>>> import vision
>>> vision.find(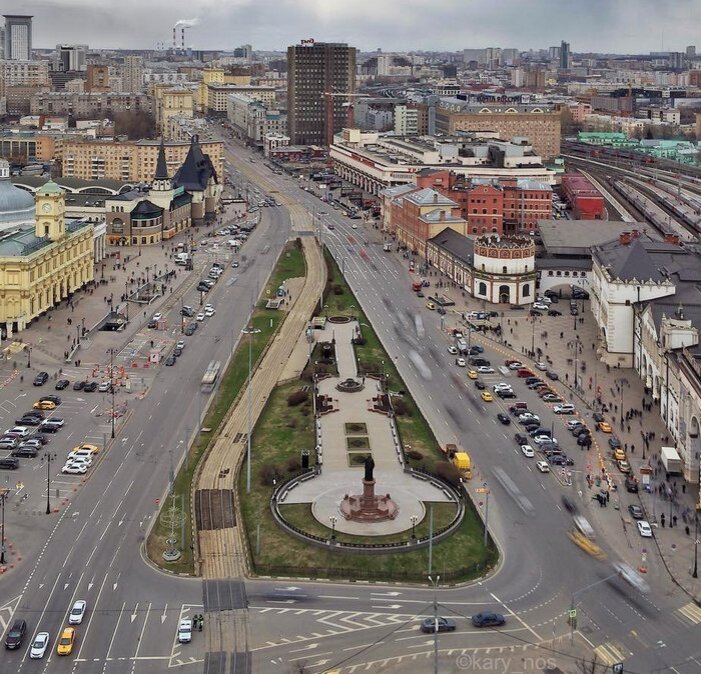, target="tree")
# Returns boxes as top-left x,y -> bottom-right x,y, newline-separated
113,110 -> 157,140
